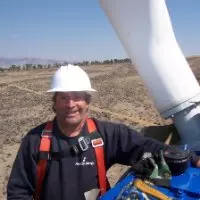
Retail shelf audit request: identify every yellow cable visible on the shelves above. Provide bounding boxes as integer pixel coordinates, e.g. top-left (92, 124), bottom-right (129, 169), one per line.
top-left (134, 179), bottom-right (171, 200)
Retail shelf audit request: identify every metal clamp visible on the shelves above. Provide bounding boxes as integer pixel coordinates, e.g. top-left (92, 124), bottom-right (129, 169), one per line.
top-left (78, 136), bottom-right (89, 151)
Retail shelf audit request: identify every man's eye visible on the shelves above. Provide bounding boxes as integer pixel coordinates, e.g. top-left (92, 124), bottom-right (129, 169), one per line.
top-left (60, 96), bottom-right (68, 100)
top-left (74, 95), bottom-right (82, 99)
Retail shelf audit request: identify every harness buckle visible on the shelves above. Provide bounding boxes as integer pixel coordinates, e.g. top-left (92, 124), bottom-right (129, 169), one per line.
top-left (78, 136), bottom-right (89, 152)
top-left (91, 138), bottom-right (104, 148)
top-left (41, 130), bottom-right (52, 138)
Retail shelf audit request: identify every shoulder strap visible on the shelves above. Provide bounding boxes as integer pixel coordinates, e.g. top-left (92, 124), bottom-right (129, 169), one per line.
top-left (35, 118), bottom-right (107, 199)
top-left (87, 118), bottom-right (107, 196)
top-left (35, 121), bottom-right (53, 200)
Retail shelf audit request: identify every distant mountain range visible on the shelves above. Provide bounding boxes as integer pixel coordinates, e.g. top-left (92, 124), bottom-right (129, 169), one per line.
top-left (0, 57), bottom-right (69, 68)
top-left (1, 56), bottom-right (200, 69)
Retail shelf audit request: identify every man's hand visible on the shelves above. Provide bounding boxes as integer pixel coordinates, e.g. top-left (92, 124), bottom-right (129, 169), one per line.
top-left (196, 160), bottom-right (200, 168)
top-left (190, 151), bottom-right (200, 168)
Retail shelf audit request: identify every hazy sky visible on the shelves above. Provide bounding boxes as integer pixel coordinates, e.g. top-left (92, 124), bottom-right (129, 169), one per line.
top-left (0, 0), bottom-right (200, 61)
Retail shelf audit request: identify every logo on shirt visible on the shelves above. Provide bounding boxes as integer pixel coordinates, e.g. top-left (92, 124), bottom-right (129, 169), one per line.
top-left (75, 157), bottom-right (95, 166)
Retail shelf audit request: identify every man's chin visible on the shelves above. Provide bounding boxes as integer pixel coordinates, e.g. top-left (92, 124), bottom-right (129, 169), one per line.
top-left (64, 117), bottom-right (81, 126)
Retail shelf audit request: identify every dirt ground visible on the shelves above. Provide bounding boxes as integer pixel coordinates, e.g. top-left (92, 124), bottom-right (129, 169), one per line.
top-left (1, 59), bottom-right (200, 199)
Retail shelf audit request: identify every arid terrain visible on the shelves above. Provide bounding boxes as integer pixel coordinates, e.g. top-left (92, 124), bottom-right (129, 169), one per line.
top-left (1, 57), bottom-right (200, 199)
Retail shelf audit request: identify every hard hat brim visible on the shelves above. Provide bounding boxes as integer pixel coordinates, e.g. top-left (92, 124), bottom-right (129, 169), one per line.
top-left (46, 88), bottom-right (97, 93)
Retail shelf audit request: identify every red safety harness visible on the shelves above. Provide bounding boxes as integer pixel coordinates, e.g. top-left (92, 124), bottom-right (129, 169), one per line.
top-left (34, 118), bottom-right (107, 199)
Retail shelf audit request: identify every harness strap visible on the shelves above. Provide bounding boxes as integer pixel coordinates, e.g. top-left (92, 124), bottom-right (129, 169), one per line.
top-left (38, 133), bottom-right (101, 160)
top-left (35, 118), bottom-right (107, 199)
top-left (87, 118), bottom-right (107, 196)
top-left (35, 121), bottom-right (53, 200)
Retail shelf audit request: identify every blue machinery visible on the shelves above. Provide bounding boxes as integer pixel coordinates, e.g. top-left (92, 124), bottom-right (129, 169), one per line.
top-left (99, 149), bottom-right (200, 199)
top-left (100, 163), bottom-right (200, 200)
top-left (98, 0), bottom-right (200, 199)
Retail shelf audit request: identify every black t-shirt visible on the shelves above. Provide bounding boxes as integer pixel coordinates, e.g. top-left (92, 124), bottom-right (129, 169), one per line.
top-left (7, 118), bottom-right (165, 200)
top-left (42, 121), bottom-right (99, 200)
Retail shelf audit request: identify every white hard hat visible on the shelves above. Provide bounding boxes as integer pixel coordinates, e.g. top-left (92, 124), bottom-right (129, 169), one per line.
top-left (47, 64), bottom-right (96, 92)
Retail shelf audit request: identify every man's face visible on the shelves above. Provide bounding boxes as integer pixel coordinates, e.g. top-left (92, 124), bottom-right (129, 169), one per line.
top-left (54, 92), bottom-right (89, 126)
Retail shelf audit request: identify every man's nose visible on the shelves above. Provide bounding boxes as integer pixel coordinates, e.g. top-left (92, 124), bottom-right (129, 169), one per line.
top-left (66, 98), bottom-right (75, 107)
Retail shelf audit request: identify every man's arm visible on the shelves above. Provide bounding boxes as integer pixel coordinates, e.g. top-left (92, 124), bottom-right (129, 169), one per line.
top-left (99, 121), bottom-right (166, 167)
top-left (114, 124), bottom-right (166, 165)
top-left (7, 134), bottom-right (38, 200)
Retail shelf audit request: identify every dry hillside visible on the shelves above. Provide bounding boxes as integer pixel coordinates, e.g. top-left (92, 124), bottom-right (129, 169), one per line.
top-left (1, 57), bottom-right (200, 199)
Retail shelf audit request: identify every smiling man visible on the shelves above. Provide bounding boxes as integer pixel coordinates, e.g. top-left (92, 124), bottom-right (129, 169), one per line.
top-left (7, 65), bottom-right (200, 200)
top-left (53, 91), bottom-right (91, 137)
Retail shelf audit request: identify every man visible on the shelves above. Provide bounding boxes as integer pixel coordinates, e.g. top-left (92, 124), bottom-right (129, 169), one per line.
top-left (7, 64), bottom-right (200, 200)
